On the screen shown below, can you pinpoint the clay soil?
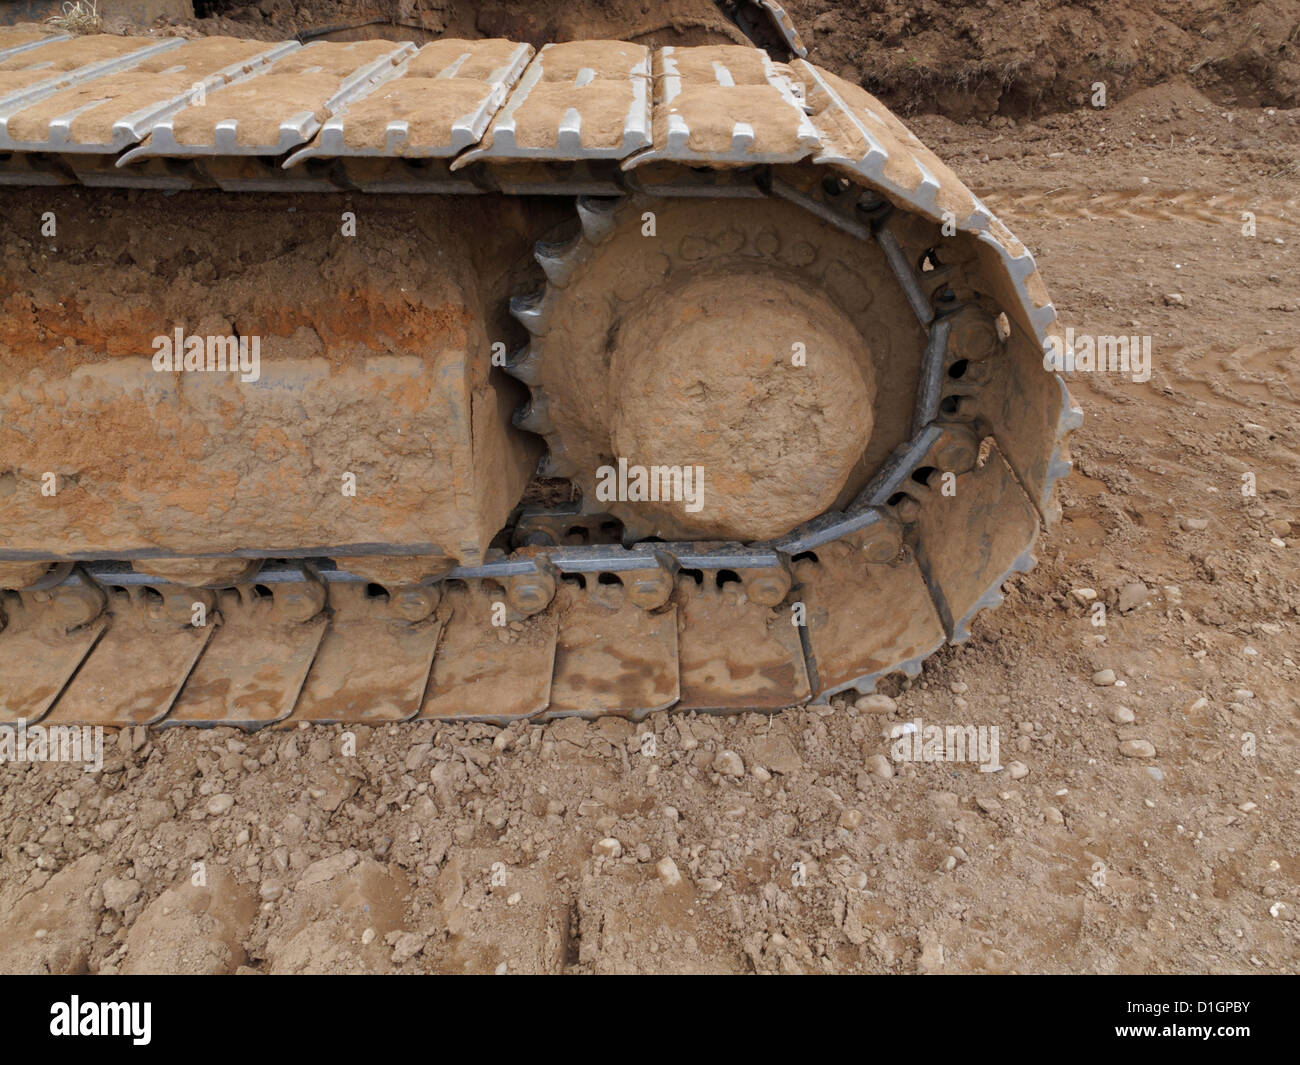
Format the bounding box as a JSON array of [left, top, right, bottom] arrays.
[[0, 2, 1297, 973]]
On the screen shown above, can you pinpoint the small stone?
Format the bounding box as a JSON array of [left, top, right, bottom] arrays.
[[866, 754, 894, 779], [390, 931, 427, 964], [101, 876, 140, 912], [751, 765, 772, 783], [940, 855, 957, 872], [507, 892, 522, 905], [1008, 761, 1029, 780], [1118, 739, 1156, 759], [1163, 292, 1185, 307], [592, 837, 623, 859], [206, 793, 235, 816], [1238, 801, 1258, 813], [855, 693, 897, 714], [656, 856, 683, 887], [975, 797, 1001, 814], [298, 849, 359, 888], [258, 880, 283, 902], [917, 936, 945, 973], [1070, 587, 1098, 605], [712, 749, 745, 778], [404, 744, 432, 772], [1268, 518, 1291, 537], [1117, 582, 1150, 612], [1044, 806, 1064, 824], [750, 735, 800, 775], [697, 877, 723, 895], [1181, 516, 1209, 532], [1109, 706, 1136, 725], [1146, 766, 1164, 782], [949, 681, 968, 694], [361, 928, 376, 946], [1091, 669, 1116, 686], [838, 808, 864, 830]]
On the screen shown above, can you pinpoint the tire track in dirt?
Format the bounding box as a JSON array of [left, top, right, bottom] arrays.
[[976, 187, 1300, 230], [1074, 344, 1300, 411], [1151, 343, 1300, 410]]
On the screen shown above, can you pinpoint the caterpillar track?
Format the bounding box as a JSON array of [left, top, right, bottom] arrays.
[[0, 17, 1079, 728]]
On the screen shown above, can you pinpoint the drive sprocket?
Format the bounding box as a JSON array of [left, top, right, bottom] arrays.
[[507, 194, 931, 543]]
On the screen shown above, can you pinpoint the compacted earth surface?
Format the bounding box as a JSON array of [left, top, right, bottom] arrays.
[[0, 2, 1296, 973]]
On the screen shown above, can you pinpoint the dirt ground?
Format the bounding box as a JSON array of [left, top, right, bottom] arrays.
[[0, 3, 1297, 974]]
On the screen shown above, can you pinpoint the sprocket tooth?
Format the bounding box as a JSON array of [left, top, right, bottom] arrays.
[[534, 238, 582, 287], [503, 343, 542, 385], [576, 196, 621, 244], [509, 291, 549, 336], [513, 392, 554, 435]]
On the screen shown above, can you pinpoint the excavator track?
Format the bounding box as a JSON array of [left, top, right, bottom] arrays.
[[0, 26, 1079, 727]]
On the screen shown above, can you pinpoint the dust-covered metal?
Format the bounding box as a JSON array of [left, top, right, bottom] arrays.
[[625, 44, 820, 167], [0, 35, 183, 132], [451, 40, 651, 167], [283, 39, 533, 166], [119, 40, 414, 162], [0, 38, 296, 153]]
